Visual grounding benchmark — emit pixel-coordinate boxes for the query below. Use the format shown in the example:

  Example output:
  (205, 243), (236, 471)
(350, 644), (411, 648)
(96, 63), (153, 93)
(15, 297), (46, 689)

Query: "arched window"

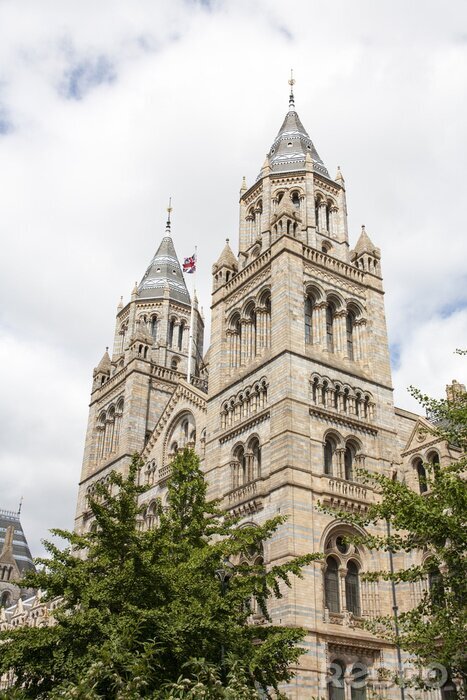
(328, 660), (345, 700)
(414, 458), (427, 494)
(315, 198), (321, 230)
(345, 561), (360, 616)
(249, 437), (261, 480)
(168, 319), (175, 347)
(326, 302), (335, 352)
(326, 203), (330, 232)
(233, 445), (246, 488)
(325, 556), (340, 612)
(324, 437), (335, 476)
(150, 316), (158, 341)
(291, 191), (300, 210)
(178, 321), (185, 351)
(346, 311), (355, 360)
(344, 444), (355, 481)
(305, 295), (314, 344)
(351, 663), (368, 700)
(428, 451), (440, 479)
(1, 591), (11, 608)
(427, 562), (444, 604)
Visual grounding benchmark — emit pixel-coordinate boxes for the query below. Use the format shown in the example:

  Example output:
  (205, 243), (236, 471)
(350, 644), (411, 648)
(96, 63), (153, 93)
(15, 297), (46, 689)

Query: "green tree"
(0, 450), (319, 699)
(326, 377), (467, 689)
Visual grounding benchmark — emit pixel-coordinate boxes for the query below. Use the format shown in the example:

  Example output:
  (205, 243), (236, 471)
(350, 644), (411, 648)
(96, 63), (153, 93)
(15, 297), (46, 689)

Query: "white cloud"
(0, 0), (466, 556)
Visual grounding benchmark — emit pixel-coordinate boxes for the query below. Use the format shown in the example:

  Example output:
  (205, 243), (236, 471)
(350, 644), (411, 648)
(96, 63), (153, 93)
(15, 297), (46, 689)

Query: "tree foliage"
(326, 373), (467, 686)
(0, 449), (319, 698)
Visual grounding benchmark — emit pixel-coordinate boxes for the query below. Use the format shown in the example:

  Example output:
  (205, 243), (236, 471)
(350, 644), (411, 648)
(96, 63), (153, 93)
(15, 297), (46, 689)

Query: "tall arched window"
(233, 445), (246, 488)
(250, 437), (261, 479)
(150, 316), (158, 341)
(328, 660), (345, 700)
(346, 311), (355, 360)
(427, 561), (444, 604)
(324, 556), (340, 612)
(428, 451), (440, 479)
(305, 296), (313, 344)
(315, 198), (321, 230)
(351, 663), (368, 700)
(344, 444), (355, 481)
(414, 458), (427, 494)
(178, 321), (185, 351)
(1, 591), (11, 608)
(168, 319), (175, 347)
(324, 438), (335, 476)
(345, 561), (360, 616)
(326, 302), (335, 352)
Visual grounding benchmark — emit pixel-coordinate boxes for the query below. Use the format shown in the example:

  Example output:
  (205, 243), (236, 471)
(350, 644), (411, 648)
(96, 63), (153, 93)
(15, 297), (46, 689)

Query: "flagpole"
(186, 246), (197, 384)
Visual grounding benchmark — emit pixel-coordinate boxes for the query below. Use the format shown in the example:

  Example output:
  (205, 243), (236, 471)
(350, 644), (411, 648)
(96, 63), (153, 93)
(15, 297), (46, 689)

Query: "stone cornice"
(219, 409), (270, 444)
(310, 406), (378, 436)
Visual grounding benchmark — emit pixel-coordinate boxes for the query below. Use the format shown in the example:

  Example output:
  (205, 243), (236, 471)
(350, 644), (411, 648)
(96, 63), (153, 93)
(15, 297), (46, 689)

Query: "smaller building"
(0, 508), (35, 610)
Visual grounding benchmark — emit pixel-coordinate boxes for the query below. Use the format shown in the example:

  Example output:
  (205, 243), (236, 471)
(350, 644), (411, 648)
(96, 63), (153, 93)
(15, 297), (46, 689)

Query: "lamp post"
(215, 557), (234, 684)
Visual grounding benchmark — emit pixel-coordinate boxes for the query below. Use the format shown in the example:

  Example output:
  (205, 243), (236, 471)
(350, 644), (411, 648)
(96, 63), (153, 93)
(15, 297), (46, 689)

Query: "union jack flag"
(183, 254), (196, 273)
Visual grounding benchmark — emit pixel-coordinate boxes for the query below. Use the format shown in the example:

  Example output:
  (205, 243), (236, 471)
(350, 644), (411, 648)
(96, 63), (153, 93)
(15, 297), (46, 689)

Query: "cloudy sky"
(1, 0), (466, 558)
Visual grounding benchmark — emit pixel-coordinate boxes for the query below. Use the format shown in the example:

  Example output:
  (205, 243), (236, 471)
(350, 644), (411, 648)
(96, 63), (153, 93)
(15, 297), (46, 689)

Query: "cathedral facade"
(73, 88), (460, 699)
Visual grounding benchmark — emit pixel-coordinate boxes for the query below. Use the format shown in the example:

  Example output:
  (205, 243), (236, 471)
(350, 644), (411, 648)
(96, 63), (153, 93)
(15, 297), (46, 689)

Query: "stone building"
(73, 86), (462, 699)
(0, 508), (35, 611)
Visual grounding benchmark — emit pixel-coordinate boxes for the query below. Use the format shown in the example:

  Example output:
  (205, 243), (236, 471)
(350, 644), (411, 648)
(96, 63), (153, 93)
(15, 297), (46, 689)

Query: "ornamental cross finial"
(166, 196), (172, 233)
(288, 69), (295, 109)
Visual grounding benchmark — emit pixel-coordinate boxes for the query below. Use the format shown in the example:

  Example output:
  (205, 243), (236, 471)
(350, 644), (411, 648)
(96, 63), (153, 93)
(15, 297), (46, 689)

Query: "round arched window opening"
(336, 536), (349, 554)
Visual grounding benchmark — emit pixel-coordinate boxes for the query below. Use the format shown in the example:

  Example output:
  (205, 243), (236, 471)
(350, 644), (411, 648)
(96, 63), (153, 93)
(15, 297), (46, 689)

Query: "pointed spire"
(240, 176), (247, 194)
(117, 295), (123, 311)
(214, 238), (238, 272)
(264, 77), (329, 178)
(165, 197), (173, 235)
(138, 212), (190, 305)
(354, 225), (380, 258)
(94, 348), (111, 376)
(335, 166), (345, 184)
(288, 68), (295, 110)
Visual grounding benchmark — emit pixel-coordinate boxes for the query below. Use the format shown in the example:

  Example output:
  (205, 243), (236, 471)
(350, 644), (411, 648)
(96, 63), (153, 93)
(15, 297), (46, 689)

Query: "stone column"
(336, 448), (345, 479)
(316, 302), (327, 348)
(339, 568), (347, 612)
(334, 311), (347, 357)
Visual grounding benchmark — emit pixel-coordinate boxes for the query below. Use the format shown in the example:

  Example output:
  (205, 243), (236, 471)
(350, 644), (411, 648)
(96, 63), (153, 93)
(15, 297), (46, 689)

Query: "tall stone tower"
(205, 83), (401, 696)
(75, 213), (204, 533)
(72, 82), (436, 698)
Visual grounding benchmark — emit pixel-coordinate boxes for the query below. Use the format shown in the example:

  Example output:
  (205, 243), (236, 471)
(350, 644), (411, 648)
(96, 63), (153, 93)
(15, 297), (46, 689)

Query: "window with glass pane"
(345, 561), (360, 615)
(325, 557), (340, 612)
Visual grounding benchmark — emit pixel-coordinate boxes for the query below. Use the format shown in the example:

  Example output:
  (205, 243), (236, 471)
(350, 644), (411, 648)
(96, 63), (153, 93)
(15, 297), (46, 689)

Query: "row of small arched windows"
(311, 375), (374, 421)
(221, 378), (268, 428)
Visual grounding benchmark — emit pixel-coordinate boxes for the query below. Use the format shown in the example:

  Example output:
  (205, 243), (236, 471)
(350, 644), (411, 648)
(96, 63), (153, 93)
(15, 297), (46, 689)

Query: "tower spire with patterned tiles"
(265, 70), (329, 177)
(138, 200), (190, 305)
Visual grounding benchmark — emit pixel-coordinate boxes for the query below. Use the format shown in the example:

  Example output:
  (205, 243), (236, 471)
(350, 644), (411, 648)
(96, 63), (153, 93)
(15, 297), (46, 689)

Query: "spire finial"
(166, 197), (173, 234)
(18, 496), (23, 515)
(288, 68), (295, 110)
